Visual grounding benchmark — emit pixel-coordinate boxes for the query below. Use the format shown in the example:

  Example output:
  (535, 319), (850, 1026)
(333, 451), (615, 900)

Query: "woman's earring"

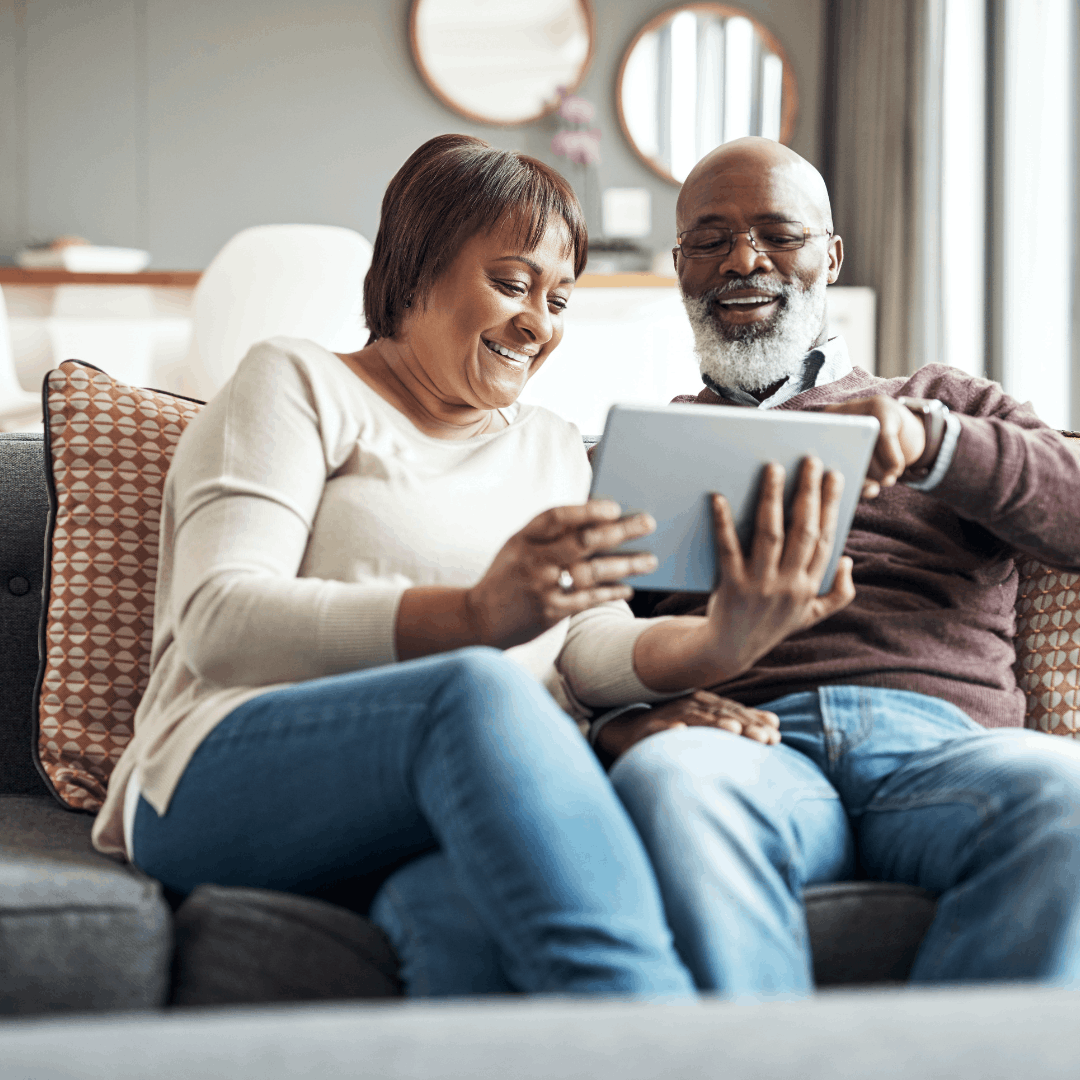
(404, 294), (413, 309)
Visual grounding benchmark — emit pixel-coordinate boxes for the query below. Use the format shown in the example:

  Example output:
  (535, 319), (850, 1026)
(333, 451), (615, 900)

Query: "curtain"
(824, 0), (945, 379)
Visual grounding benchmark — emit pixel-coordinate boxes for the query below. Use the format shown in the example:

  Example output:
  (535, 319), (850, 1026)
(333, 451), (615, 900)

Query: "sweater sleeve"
(904, 365), (1080, 568)
(557, 603), (677, 708)
(167, 341), (407, 686)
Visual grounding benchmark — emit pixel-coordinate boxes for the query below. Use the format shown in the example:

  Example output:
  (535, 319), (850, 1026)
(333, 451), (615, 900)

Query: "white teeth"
(484, 339), (531, 362)
(719, 295), (778, 306)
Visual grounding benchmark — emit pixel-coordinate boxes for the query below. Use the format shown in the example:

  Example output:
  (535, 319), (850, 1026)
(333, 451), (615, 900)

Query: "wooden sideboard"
(1, 268), (875, 436)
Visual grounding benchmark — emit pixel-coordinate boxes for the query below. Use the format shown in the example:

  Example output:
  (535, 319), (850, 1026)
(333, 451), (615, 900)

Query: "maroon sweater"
(654, 364), (1080, 728)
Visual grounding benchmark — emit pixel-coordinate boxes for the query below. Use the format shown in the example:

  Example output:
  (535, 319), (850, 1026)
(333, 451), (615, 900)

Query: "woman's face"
(400, 217), (577, 411)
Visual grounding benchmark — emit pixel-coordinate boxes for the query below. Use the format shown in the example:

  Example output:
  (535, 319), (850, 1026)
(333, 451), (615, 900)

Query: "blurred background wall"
(0, 0), (825, 269)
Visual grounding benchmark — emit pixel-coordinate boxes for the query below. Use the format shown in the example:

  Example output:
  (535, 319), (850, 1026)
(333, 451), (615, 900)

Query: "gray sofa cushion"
(170, 884), (401, 1006)
(0, 794), (172, 1014)
(805, 881), (937, 985)
(0, 433), (50, 797)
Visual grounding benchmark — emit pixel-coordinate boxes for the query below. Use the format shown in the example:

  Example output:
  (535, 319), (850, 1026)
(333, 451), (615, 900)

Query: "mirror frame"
(616, 3), (799, 186)
(409, 0), (597, 127)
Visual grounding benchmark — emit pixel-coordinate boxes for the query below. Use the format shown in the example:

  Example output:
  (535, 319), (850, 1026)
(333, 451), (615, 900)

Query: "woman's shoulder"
(508, 402), (591, 493)
(512, 400), (587, 450)
(234, 336), (357, 391)
(226, 336), (387, 424)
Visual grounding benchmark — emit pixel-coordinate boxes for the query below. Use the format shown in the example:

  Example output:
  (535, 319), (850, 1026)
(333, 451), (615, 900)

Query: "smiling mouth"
(482, 338), (534, 364)
(716, 294), (781, 311)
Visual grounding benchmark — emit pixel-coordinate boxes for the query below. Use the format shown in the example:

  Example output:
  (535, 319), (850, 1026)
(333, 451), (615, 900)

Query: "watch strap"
(897, 397), (949, 480)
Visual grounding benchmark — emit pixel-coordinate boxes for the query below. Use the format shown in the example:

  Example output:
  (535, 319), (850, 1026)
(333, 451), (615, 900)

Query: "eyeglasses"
(674, 222), (832, 260)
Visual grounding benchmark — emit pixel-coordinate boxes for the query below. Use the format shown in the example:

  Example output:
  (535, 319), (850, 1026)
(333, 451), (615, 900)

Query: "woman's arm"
(395, 503), (660, 659)
(170, 344), (408, 685)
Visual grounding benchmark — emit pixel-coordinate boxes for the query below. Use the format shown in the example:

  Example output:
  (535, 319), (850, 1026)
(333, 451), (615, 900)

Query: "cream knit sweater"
(92, 338), (668, 858)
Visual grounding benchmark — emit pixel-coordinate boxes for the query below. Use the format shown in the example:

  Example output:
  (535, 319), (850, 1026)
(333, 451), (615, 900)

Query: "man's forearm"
(632, 616), (739, 693)
(930, 415), (1080, 568)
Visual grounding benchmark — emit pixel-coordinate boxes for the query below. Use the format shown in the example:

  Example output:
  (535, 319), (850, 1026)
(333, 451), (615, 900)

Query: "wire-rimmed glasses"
(674, 221), (832, 259)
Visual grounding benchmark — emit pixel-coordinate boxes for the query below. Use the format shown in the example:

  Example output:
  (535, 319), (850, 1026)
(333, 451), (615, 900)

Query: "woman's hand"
(632, 457), (856, 692)
(462, 501), (659, 650)
(596, 691), (780, 763)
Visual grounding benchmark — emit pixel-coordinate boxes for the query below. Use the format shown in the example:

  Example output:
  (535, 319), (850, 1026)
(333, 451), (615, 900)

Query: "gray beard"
(681, 276), (828, 394)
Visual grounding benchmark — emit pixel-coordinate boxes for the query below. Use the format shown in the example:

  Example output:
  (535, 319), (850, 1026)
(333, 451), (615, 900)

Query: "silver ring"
(557, 568), (575, 593)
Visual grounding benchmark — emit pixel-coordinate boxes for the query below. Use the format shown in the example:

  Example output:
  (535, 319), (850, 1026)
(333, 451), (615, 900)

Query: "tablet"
(589, 403), (880, 594)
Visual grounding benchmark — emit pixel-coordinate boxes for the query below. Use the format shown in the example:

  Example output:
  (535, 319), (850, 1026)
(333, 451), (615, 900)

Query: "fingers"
(805, 469), (845, 582)
(521, 500), (625, 542)
(565, 552), (659, 589)
(650, 690), (781, 744)
(821, 396), (924, 491)
(538, 509), (657, 570)
(687, 690), (779, 730)
(779, 457), (823, 573)
(539, 582), (637, 622)
(711, 492), (747, 584)
(749, 462), (786, 577)
(870, 430), (907, 488)
(810, 555), (856, 622)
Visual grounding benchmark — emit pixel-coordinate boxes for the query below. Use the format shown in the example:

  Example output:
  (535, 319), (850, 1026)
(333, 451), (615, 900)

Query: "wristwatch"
(897, 397), (950, 482)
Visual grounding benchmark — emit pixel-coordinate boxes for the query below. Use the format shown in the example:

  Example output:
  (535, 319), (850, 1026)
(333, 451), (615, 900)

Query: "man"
(586, 136), (1080, 992)
(371, 138), (1080, 997)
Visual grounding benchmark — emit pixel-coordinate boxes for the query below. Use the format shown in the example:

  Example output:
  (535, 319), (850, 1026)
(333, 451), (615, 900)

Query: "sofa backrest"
(0, 433), (50, 796)
(2, 429), (1078, 800)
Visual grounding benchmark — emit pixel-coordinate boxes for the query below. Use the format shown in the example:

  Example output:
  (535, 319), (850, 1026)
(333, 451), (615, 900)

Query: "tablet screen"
(589, 403), (879, 594)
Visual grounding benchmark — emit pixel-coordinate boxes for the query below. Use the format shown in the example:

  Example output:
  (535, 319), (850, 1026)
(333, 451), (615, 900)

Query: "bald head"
(676, 137), (833, 235)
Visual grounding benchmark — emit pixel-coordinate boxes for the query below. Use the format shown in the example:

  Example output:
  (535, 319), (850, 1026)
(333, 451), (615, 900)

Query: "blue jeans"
(131, 647), (695, 996)
(371, 686), (1080, 995)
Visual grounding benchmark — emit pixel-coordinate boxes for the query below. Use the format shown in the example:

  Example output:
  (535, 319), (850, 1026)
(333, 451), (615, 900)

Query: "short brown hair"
(363, 134), (588, 343)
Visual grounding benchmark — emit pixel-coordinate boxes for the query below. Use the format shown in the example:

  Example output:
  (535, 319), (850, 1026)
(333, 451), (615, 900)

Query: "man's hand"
(596, 691), (780, 763)
(632, 456), (855, 692)
(819, 397), (926, 497)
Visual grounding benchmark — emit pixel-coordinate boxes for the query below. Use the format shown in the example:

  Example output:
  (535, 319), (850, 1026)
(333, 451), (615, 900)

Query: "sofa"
(2, 408), (1076, 1017)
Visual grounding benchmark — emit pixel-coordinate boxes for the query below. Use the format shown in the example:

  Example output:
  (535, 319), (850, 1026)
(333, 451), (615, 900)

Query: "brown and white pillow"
(1015, 561), (1080, 738)
(1012, 432), (1080, 739)
(35, 360), (203, 811)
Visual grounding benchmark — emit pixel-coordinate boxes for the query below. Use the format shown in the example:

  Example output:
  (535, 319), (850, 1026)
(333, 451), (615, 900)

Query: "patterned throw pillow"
(35, 360), (203, 811)
(1015, 562), (1080, 738)
(1013, 433), (1080, 739)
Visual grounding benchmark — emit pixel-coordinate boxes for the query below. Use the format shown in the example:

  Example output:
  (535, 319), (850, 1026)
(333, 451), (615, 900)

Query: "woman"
(91, 134), (853, 996)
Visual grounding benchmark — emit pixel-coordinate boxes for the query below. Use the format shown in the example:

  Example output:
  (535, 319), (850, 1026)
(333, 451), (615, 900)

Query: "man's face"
(675, 157), (842, 393)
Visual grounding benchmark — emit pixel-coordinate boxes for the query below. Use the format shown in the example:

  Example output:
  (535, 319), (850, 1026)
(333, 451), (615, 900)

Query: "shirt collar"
(702, 336), (853, 410)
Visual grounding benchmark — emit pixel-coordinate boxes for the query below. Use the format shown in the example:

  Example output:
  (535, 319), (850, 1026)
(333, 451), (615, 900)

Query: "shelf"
(576, 272), (677, 288)
(0, 268), (201, 286)
(0, 268), (677, 289)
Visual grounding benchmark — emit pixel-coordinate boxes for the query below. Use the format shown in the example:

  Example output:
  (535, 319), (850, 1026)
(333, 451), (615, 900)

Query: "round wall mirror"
(617, 4), (797, 185)
(410, 0), (595, 126)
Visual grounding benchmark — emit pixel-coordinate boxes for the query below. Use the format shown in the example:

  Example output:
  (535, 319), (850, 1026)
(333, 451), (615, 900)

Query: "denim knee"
(411, 644), (572, 748)
(959, 732), (1080, 852)
(610, 726), (829, 808)
(425, 645), (538, 706)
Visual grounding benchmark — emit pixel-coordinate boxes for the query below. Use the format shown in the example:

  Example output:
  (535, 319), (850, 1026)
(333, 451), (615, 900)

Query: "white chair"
(177, 224), (374, 401)
(0, 288), (43, 430)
